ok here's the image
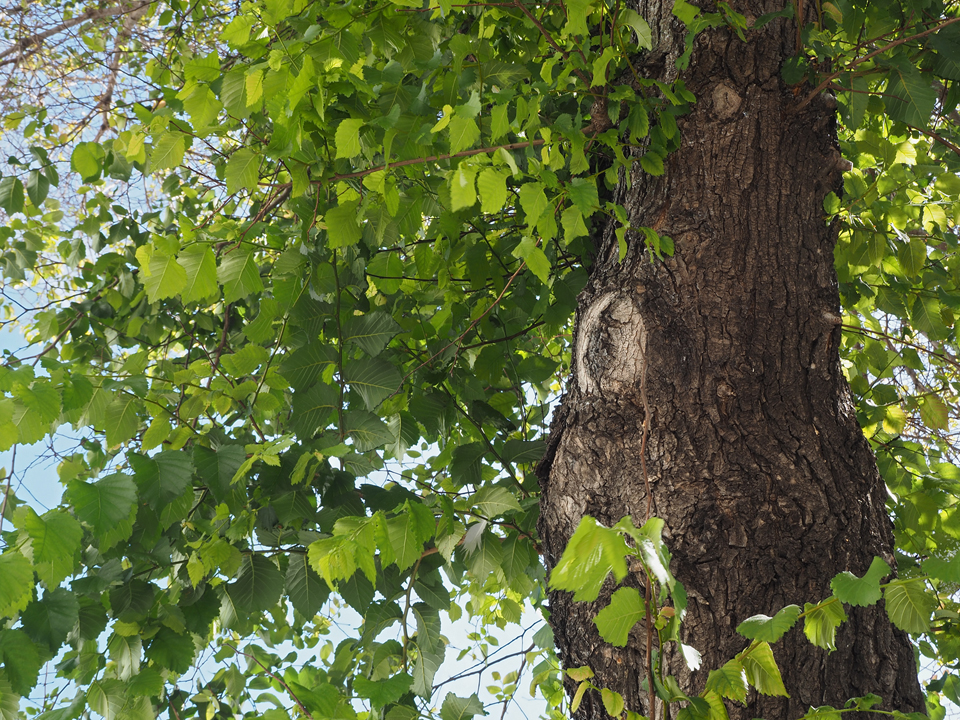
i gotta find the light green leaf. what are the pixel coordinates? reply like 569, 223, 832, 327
518, 182, 548, 224
736, 605, 801, 643
550, 516, 630, 601
325, 201, 361, 248
477, 168, 507, 214
104, 395, 141, 447
705, 659, 747, 703
802, 598, 846, 651
67, 473, 137, 550
71, 142, 103, 181
471, 486, 521, 517
226, 147, 261, 195
741, 642, 788, 697
593, 587, 646, 647
513, 236, 551, 284
218, 248, 264, 302
619, 9, 652, 48
15, 508, 82, 586
335, 118, 364, 159
884, 578, 935, 633
920, 395, 950, 431
143, 252, 188, 302
178, 246, 220, 304
450, 165, 477, 211
448, 116, 480, 154
151, 132, 187, 171
440, 692, 484, 720
0, 553, 33, 618
244, 68, 263, 107
830, 557, 890, 607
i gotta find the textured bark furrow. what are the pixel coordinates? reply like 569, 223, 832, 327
538, 4, 924, 719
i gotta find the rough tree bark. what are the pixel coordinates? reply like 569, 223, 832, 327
536, 2, 926, 718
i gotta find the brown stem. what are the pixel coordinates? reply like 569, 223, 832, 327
793, 16, 960, 114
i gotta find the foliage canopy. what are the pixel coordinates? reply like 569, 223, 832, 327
3, 0, 960, 718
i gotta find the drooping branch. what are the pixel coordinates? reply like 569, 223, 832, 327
0, 1, 154, 66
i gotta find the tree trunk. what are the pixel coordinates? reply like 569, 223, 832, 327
536, 2, 926, 718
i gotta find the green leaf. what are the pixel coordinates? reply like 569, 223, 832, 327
830, 557, 890, 607
344, 312, 401, 356
471, 486, 521, 517
227, 554, 284, 612
0, 177, 24, 215
281, 342, 339, 391
884, 61, 937, 128
884, 578, 935, 633
512, 236, 550, 284
920, 395, 950, 431
618, 8, 652, 48
601, 689, 624, 717
0, 552, 33, 618
550, 516, 630, 601
518, 182, 548, 224
145, 627, 196, 673
411, 647, 443, 698
285, 553, 329, 618
450, 164, 477, 211
218, 248, 264, 302
67, 473, 137, 550
178, 246, 219, 303
325, 200, 361, 248
87, 680, 125, 720
151, 132, 187, 170
335, 118, 364, 159
448, 116, 480, 154
705, 659, 747, 703
345, 357, 402, 410
143, 251, 188, 302
355, 674, 413, 707
20, 588, 79, 650
741, 642, 788, 697
25, 170, 49, 205
593, 586, 646, 647
564, 0, 592, 35
15, 507, 82, 586
802, 598, 847, 651
130, 451, 193, 506
103, 395, 141, 447
71, 142, 103, 181
345, 410, 394, 451
440, 692, 484, 720
736, 605, 801, 643
226, 147, 261, 195
194, 444, 246, 502
292, 382, 340, 438
477, 168, 507, 213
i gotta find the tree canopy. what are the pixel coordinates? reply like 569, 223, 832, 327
1, 0, 960, 718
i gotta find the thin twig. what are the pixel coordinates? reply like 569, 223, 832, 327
224, 642, 314, 720
792, 16, 960, 114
